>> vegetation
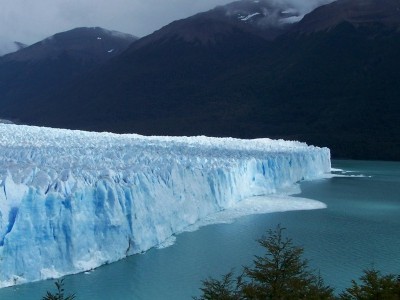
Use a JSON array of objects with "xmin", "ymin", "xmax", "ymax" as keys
[
  {"xmin": 195, "ymin": 225, "xmax": 400, "ymax": 300},
  {"xmin": 42, "ymin": 279, "xmax": 75, "ymax": 300},
  {"xmin": 340, "ymin": 269, "xmax": 400, "ymax": 300},
  {"xmin": 196, "ymin": 271, "xmax": 245, "ymax": 300},
  {"xmin": 41, "ymin": 226, "xmax": 399, "ymax": 299},
  {"xmin": 242, "ymin": 225, "xmax": 333, "ymax": 299}
]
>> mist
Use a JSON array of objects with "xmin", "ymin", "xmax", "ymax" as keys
[
  {"xmin": 278, "ymin": 0, "xmax": 335, "ymax": 14},
  {"xmin": 0, "ymin": 37, "xmax": 20, "ymax": 56}
]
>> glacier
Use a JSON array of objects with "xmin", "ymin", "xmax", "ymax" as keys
[{"xmin": 0, "ymin": 124, "xmax": 330, "ymax": 287}]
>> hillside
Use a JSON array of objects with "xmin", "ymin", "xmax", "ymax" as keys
[
  {"xmin": 0, "ymin": 0, "xmax": 399, "ymax": 160},
  {"xmin": 0, "ymin": 27, "xmax": 137, "ymax": 121}
]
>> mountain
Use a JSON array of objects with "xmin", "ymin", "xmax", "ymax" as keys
[
  {"xmin": 2, "ymin": 27, "xmax": 137, "ymax": 63},
  {"xmin": 131, "ymin": 0, "xmax": 302, "ymax": 48},
  {"xmin": 295, "ymin": 0, "xmax": 400, "ymax": 32},
  {"xmin": 0, "ymin": 27, "xmax": 137, "ymax": 122},
  {"xmin": 0, "ymin": 1, "xmax": 284, "ymax": 128},
  {"xmin": 0, "ymin": 0, "xmax": 399, "ymax": 160}
]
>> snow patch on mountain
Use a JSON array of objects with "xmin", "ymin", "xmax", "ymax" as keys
[
  {"xmin": 239, "ymin": 12, "xmax": 261, "ymax": 21},
  {"xmin": 223, "ymin": 0, "xmax": 336, "ymax": 29}
]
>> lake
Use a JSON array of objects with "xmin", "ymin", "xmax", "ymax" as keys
[{"xmin": 0, "ymin": 160, "xmax": 399, "ymax": 299}]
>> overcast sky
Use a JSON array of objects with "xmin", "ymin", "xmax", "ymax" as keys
[{"xmin": 0, "ymin": 0, "xmax": 333, "ymax": 45}]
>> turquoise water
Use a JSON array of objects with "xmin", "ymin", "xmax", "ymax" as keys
[{"xmin": 0, "ymin": 160, "xmax": 399, "ymax": 299}]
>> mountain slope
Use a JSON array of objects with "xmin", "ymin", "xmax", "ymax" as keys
[
  {"xmin": 0, "ymin": 0, "xmax": 399, "ymax": 160},
  {"xmin": 0, "ymin": 0, "xmax": 283, "ymax": 129},
  {"xmin": 295, "ymin": 0, "xmax": 400, "ymax": 32},
  {"xmin": 0, "ymin": 27, "xmax": 137, "ymax": 121},
  {"xmin": 17, "ymin": 28, "xmax": 269, "ymax": 134},
  {"xmin": 2, "ymin": 27, "xmax": 137, "ymax": 63},
  {"xmin": 130, "ymin": 0, "xmax": 302, "ymax": 49}
]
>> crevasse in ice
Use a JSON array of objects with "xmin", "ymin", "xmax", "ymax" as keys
[{"xmin": 0, "ymin": 124, "xmax": 330, "ymax": 287}]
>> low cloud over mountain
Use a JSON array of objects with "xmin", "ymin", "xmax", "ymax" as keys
[{"xmin": 0, "ymin": 37, "xmax": 26, "ymax": 56}]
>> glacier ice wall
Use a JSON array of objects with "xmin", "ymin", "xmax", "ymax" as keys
[{"xmin": 0, "ymin": 124, "xmax": 330, "ymax": 287}]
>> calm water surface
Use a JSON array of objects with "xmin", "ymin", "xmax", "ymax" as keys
[{"xmin": 0, "ymin": 160, "xmax": 399, "ymax": 299}]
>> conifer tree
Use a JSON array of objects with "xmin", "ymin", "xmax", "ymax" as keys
[
  {"xmin": 195, "ymin": 225, "xmax": 334, "ymax": 300},
  {"xmin": 243, "ymin": 225, "xmax": 333, "ymax": 299},
  {"xmin": 42, "ymin": 279, "xmax": 76, "ymax": 300},
  {"xmin": 340, "ymin": 268, "xmax": 400, "ymax": 300},
  {"xmin": 194, "ymin": 271, "xmax": 245, "ymax": 300}
]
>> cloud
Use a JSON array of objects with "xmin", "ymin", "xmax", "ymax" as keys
[
  {"xmin": 279, "ymin": 0, "xmax": 334, "ymax": 13},
  {"xmin": 0, "ymin": 37, "xmax": 19, "ymax": 56},
  {"xmin": 0, "ymin": 0, "xmax": 333, "ymax": 45},
  {"xmin": 0, "ymin": 0, "xmax": 234, "ymax": 44}
]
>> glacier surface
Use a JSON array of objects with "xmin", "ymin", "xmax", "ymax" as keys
[{"xmin": 0, "ymin": 124, "xmax": 330, "ymax": 287}]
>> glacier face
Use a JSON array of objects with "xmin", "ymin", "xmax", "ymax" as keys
[{"xmin": 0, "ymin": 124, "xmax": 330, "ymax": 287}]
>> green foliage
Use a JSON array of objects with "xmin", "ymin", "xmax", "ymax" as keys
[
  {"xmin": 42, "ymin": 279, "xmax": 76, "ymax": 300},
  {"xmin": 194, "ymin": 271, "xmax": 245, "ymax": 300},
  {"xmin": 196, "ymin": 226, "xmax": 400, "ymax": 299},
  {"xmin": 340, "ymin": 268, "xmax": 400, "ymax": 300},
  {"xmin": 243, "ymin": 225, "xmax": 333, "ymax": 299},
  {"xmin": 195, "ymin": 225, "xmax": 334, "ymax": 300}
]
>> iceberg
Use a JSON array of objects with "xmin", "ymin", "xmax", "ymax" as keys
[{"xmin": 0, "ymin": 124, "xmax": 330, "ymax": 287}]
